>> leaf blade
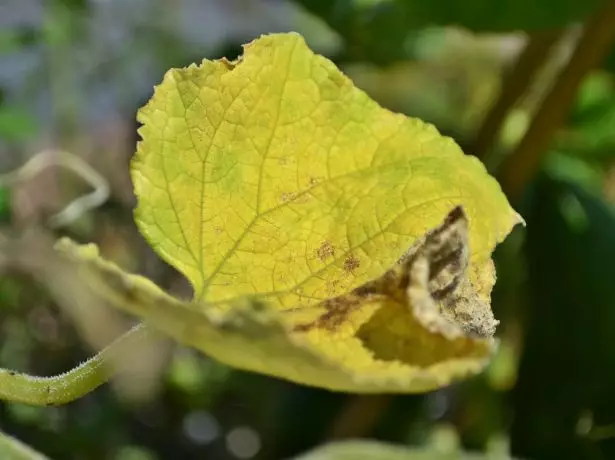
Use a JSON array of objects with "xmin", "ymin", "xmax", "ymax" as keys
[
  {"xmin": 132, "ymin": 32, "xmax": 519, "ymax": 306},
  {"xmin": 128, "ymin": 32, "xmax": 521, "ymax": 392},
  {"xmin": 57, "ymin": 237, "xmax": 494, "ymax": 393}
]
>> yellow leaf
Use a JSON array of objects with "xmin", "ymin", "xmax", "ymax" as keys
[
  {"xmin": 58, "ymin": 205, "xmax": 512, "ymax": 393},
  {"xmin": 57, "ymin": 216, "xmax": 487, "ymax": 394},
  {"xmin": 127, "ymin": 32, "xmax": 521, "ymax": 392}
]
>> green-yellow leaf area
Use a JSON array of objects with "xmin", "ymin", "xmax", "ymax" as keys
[{"xmin": 131, "ymin": 32, "xmax": 519, "ymax": 392}]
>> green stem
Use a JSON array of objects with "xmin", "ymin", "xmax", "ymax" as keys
[
  {"xmin": 498, "ymin": 0, "xmax": 615, "ymax": 200},
  {"xmin": 0, "ymin": 150, "xmax": 110, "ymax": 229},
  {"xmin": 0, "ymin": 429, "xmax": 49, "ymax": 460},
  {"xmin": 0, "ymin": 324, "xmax": 148, "ymax": 406},
  {"xmin": 471, "ymin": 29, "xmax": 562, "ymax": 163}
]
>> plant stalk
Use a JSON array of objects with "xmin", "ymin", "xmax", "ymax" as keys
[
  {"xmin": 0, "ymin": 324, "xmax": 149, "ymax": 406},
  {"xmin": 471, "ymin": 30, "xmax": 562, "ymax": 162},
  {"xmin": 498, "ymin": 0, "xmax": 615, "ymax": 200}
]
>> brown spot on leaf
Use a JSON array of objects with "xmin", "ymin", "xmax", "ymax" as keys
[
  {"xmin": 280, "ymin": 192, "xmax": 296, "ymax": 203},
  {"xmin": 343, "ymin": 255, "xmax": 360, "ymax": 273},
  {"xmin": 352, "ymin": 281, "xmax": 380, "ymax": 298},
  {"xmin": 294, "ymin": 295, "xmax": 362, "ymax": 332},
  {"xmin": 316, "ymin": 240, "xmax": 335, "ymax": 261}
]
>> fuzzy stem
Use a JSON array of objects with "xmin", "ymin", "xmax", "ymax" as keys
[
  {"xmin": 0, "ymin": 429, "xmax": 49, "ymax": 460},
  {"xmin": 0, "ymin": 324, "xmax": 148, "ymax": 406}
]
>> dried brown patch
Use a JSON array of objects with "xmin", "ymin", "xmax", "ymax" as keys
[
  {"xmin": 343, "ymin": 255, "xmax": 360, "ymax": 273},
  {"xmin": 316, "ymin": 240, "xmax": 335, "ymax": 262},
  {"xmin": 293, "ymin": 295, "xmax": 362, "ymax": 332},
  {"xmin": 295, "ymin": 205, "xmax": 498, "ymax": 338}
]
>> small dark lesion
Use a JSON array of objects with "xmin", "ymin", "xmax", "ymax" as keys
[
  {"xmin": 316, "ymin": 241, "xmax": 335, "ymax": 262},
  {"xmin": 293, "ymin": 295, "xmax": 364, "ymax": 332},
  {"xmin": 352, "ymin": 283, "xmax": 379, "ymax": 298},
  {"xmin": 343, "ymin": 255, "xmax": 360, "ymax": 273}
]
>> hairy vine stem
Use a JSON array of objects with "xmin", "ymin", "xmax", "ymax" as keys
[
  {"xmin": 0, "ymin": 324, "xmax": 148, "ymax": 406},
  {"xmin": 0, "ymin": 429, "xmax": 50, "ymax": 460},
  {"xmin": 0, "ymin": 153, "xmax": 150, "ymax": 406}
]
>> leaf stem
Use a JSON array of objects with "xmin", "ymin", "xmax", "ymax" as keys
[
  {"xmin": 0, "ymin": 324, "xmax": 148, "ymax": 406},
  {"xmin": 471, "ymin": 30, "xmax": 562, "ymax": 163},
  {"xmin": 0, "ymin": 429, "xmax": 49, "ymax": 460},
  {"xmin": 0, "ymin": 150, "xmax": 110, "ymax": 229},
  {"xmin": 498, "ymin": 0, "xmax": 615, "ymax": 200}
]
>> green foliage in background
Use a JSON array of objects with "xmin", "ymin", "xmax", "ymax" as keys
[{"xmin": 297, "ymin": 0, "xmax": 605, "ymax": 64}]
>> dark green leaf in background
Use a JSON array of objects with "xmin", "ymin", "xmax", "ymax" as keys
[
  {"xmin": 511, "ymin": 171, "xmax": 615, "ymax": 459},
  {"xmin": 0, "ymin": 186, "xmax": 11, "ymax": 224},
  {"xmin": 298, "ymin": 0, "xmax": 605, "ymax": 66},
  {"xmin": 403, "ymin": 0, "xmax": 604, "ymax": 32}
]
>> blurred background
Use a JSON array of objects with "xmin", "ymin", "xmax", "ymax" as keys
[{"xmin": 2, "ymin": 0, "xmax": 615, "ymax": 459}]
